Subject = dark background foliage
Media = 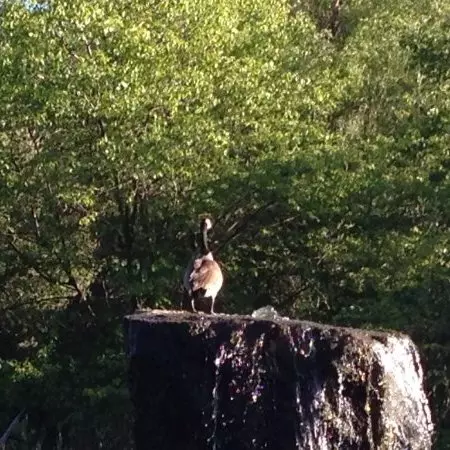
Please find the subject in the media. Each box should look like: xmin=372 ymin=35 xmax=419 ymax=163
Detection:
xmin=0 ymin=0 xmax=449 ymax=447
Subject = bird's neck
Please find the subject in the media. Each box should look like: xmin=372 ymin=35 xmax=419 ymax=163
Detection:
xmin=200 ymin=228 xmax=211 ymax=255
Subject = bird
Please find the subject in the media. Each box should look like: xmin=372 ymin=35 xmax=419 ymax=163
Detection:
xmin=183 ymin=217 xmax=223 ymax=314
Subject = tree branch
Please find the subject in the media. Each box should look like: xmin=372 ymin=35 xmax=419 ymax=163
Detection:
xmin=216 ymin=200 xmax=278 ymax=254
xmin=0 ymin=409 xmax=26 ymax=447
xmin=31 ymin=208 xmax=41 ymax=241
xmin=329 ymin=0 xmax=343 ymax=38
xmin=8 ymin=241 xmax=57 ymax=285
xmin=27 ymin=126 xmax=42 ymax=153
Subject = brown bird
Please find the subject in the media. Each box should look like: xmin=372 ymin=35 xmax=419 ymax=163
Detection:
xmin=183 ymin=217 xmax=223 ymax=314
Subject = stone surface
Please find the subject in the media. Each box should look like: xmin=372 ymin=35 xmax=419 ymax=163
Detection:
xmin=125 ymin=310 xmax=434 ymax=450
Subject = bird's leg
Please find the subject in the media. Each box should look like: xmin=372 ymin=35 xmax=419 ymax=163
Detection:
xmin=210 ymin=299 xmax=215 ymax=315
xmin=191 ymin=298 xmax=197 ymax=313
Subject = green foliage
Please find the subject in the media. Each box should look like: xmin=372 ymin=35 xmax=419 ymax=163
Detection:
xmin=0 ymin=0 xmax=449 ymax=447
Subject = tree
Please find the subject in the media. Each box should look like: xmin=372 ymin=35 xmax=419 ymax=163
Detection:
xmin=0 ymin=0 xmax=448 ymax=447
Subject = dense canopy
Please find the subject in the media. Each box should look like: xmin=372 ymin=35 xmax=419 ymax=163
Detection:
xmin=0 ymin=0 xmax=449 ymax=447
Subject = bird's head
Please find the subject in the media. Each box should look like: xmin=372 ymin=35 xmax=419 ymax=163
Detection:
xmin=200 ymin=217 xmax=213 ymax=232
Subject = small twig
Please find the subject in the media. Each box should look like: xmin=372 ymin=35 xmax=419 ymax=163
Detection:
xmin=84 ymin=38 xmax=93 ymax=57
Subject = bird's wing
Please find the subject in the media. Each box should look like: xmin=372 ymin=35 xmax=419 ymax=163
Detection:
xmin=190 ymin=260 xmax=223 ymax=293
xmin=184 ymin=254 xmax=211 ymax=293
